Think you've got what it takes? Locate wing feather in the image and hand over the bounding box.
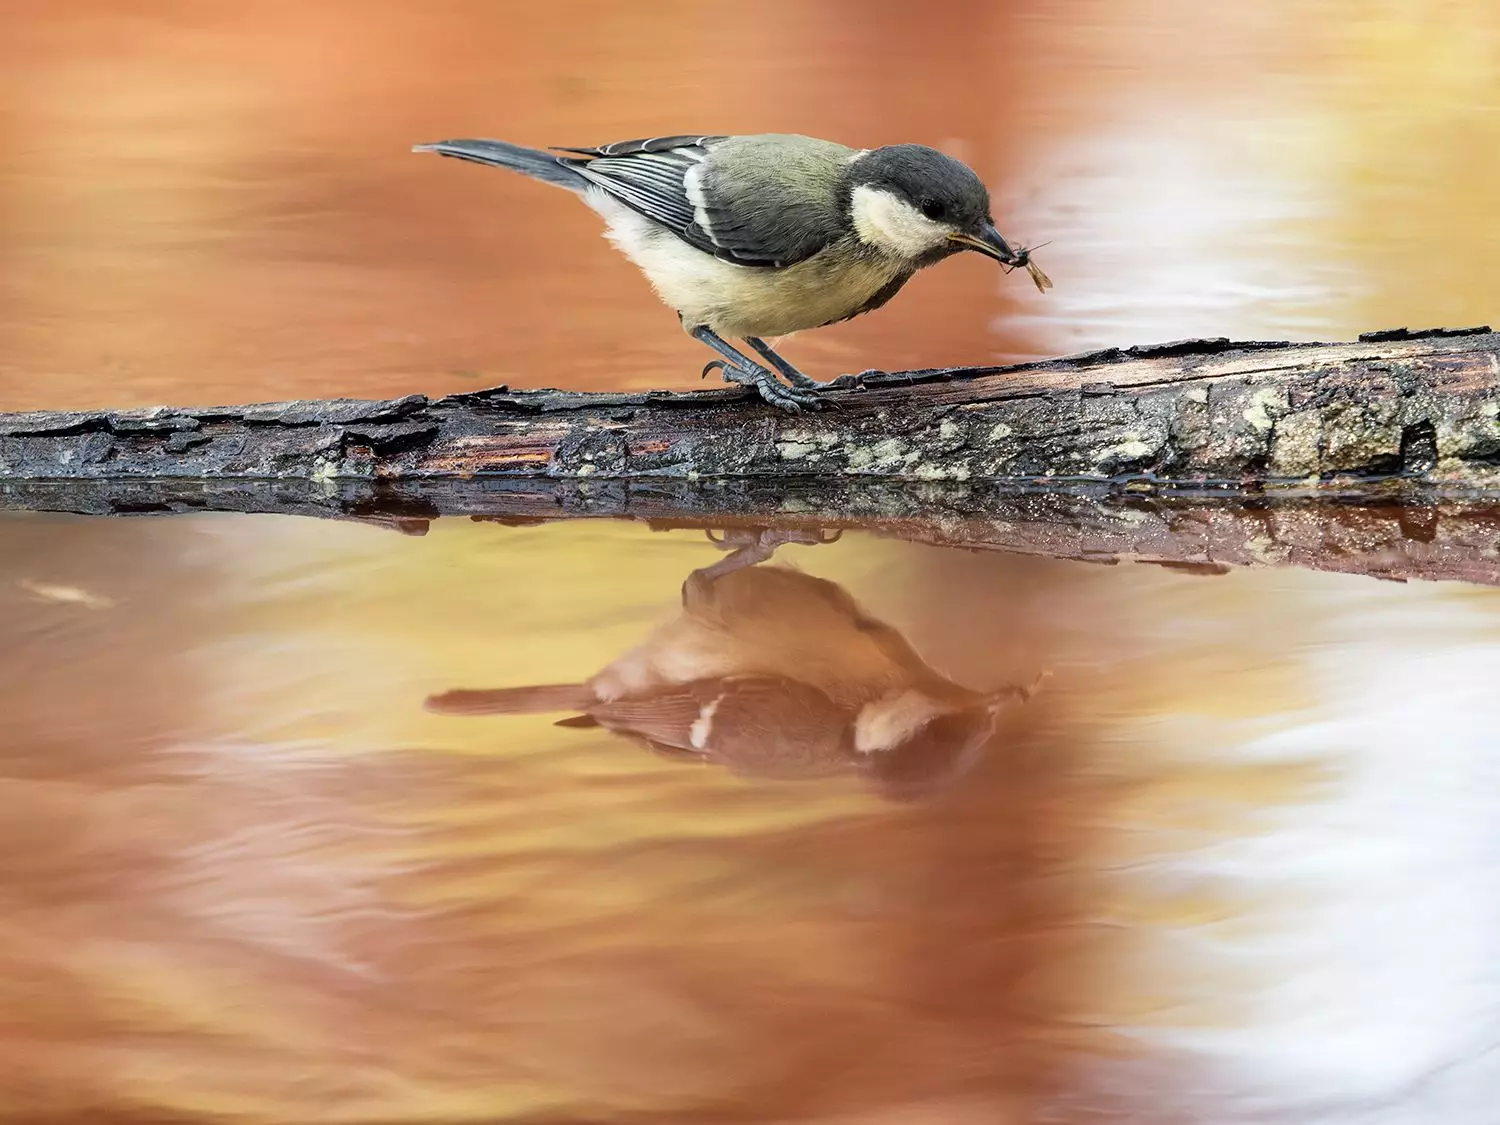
[556,133,855,268]
[554,135,725,157]
[584,681,721,751]
[586,676,853,779]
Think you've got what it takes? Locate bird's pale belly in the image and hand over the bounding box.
[592,193,910,338]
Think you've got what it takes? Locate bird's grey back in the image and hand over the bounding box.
[692,134,861,266]
[416,131,865,269]
[575,132,862,267]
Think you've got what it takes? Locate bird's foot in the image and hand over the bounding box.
[701,359,824,413]
[703,527,842,553]
[778,369,864,393]
[742,336,862,396]
[690,527,841,583]
[994,669,1053,705]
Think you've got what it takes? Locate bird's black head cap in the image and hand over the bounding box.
[848,144,993,231]
[855,706,998,801]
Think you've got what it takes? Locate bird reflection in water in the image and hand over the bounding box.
[427,528,1045,796]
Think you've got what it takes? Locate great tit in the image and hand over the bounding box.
[413,133,1045,412]
[425,531,1044,798]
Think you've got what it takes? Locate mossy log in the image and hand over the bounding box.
[3,326,1500,490]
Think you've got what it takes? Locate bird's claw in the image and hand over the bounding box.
[785,370,864,393]
[708,360,825,413]
[1004,669,1054,703]
[701,527,842,554]
[750,368,823,414]
[822,372,865,391]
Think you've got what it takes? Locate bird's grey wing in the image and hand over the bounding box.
[686,135,855,267]
[694,676,853,779]
[570,147,711,246]
[553,135,727,158]
[586,675,851,778]
[561,133,854,268]
[584,681,724,752]
[561,138,721,255]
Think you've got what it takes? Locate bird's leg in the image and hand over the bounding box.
[989,669,1054,705]
[692,542,777,583]
[686,528,842,592]
[744,337,862,392]
[690,326,821,413]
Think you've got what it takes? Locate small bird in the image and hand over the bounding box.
[413,133,1046,412]
[426,531,1044,797]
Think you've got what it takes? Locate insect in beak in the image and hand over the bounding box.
[1007,241,1054,292]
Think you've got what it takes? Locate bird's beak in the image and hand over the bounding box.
[985,669,1052,712]
[948,221,1019,265]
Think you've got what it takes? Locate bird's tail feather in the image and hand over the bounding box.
[412,139,586,191]
[424,683,595,716]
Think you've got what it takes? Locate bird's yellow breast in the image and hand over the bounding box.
[588,189,909,338]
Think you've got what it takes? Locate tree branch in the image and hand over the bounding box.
[5,327,1500,586]
[1,326,1498,489]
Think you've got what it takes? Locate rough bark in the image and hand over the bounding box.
[2,326,1500,490]
[5,326,1500,586]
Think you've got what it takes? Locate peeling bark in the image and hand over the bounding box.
[2,326,1499,490]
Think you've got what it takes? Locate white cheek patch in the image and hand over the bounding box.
[850,185,952,258]
[853,690,945,754]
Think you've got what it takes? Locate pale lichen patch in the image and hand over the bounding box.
[1245,533,1291,566]
[1321,402,1401,470]
[843,436,918,474]
[1242,387,1288,434]
[913,462,971,481]
[1092,437,1156,472]
[1436,400,1500,459]
[1269,410,1322,477]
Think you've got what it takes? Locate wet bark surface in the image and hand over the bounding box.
[6,327,1500,587]
[4,475,1499,589]
[2,327,1499,490]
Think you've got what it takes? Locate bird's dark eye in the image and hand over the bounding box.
[919,198,946,221]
